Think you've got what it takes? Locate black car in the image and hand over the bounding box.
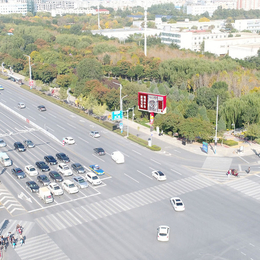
[49,171,63,182]
[37,175,51,186]
[38,105,46,111]
[24,140,35,148]
[26,181,39,193]
[12,168,26,179]
[93,147,106,156]
[56,153,70,163]
[44,155,57,165]
[71,163,85,174]
[36,161,50,172]
[14,142,26,152]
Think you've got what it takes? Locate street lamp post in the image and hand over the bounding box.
[232,123,235,133]
[126,107,134,137]
[24,54,32,88]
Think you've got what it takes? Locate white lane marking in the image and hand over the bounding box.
[46,126,54,132]
[79,120,85,122]
[29,116,36,120]
[78,137,89,143]
[67,123,76,129]
[124,173,139,183]
[249,243,255,247]
[137,170,153,180]
[39,114,46,119]
[49,114,56,118]
[132,150,141,155]
[174,150,181,153]
[10,98,15,101]
[56,124,66,130]
[1,99,6,103]
[150,158,161,165]
[238,156,249,163]
[241,252,246,256]
[171,169,182,175]
[149,167,156,171]
[92,154,105,162]
[256,175,260,178]
[238,164,242,171]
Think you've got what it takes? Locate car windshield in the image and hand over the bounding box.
[94,165,100,169]
[17,169,22,173]
[159,233,167,236]
[69,184,75,188]
[27,141,33,144]
[176,202,183,206]
[54,186,60,190]
[42,176,48,181]
[76,165,82,169]
[158,171,164,176]
[30,168,36,171]
[78,179,85,183]
[63,166,69,170]
[31,183,37,188]
[93,176,98,180]
[53,173,60,177]
[0,140,4,143]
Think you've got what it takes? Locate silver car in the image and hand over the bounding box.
[18,102,26,109]
[0,139,6,147]
[72,176,88,189]
[24,140,35,148]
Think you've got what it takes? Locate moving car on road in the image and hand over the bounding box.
[170,197,185,212]
[71,163,85,174]
[62,180,79,194]
[90,131,100,138]
[152,170,167,181]
[157,226,170,242]
[12,168,26,179]
[36,161,50,172]
[49,171,63,182]
[24,165,38,176]
[85,172,102,186]
[89,165,105,176]
[64,137,75,145]
[93,147,105,156]
[56,153,70,163]
[44,155,57,165]
[0,139,6,147]
[26,181,39,193]
[111,151,125,164]
[24,140,35,148]
[18,102,26,109]
[14,142,26,152]
[38,105,46,111]
[48,183,63,196]
[37,175,51,186]
[57,163,73,176]
[0,85,3,90]
[73,176,88,189]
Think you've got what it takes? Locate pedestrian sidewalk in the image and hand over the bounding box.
[123,118,260,158]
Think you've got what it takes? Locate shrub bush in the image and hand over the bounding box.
[223,139,238,146]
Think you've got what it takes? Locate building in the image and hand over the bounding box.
[234,19,260,33]
[0,0,36,15]
[161,30,229,51]
[51,8,95,17]
[237,0,260,10]
[204,33,260,59]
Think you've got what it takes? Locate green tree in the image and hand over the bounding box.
[184,103,199,118]
[93,103,107,116]
[77,58,103,81]
[103,54,111,65]
[245,124,260,140]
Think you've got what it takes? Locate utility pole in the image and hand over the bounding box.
[144,0,147,56]
[214,95,219,154]
[98,2,101,30]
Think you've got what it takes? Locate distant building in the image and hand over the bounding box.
[234,19,260,33]
[237,0,260,10]
[0,0,36,15]
[51,8,95,17]
[95,9,109,14]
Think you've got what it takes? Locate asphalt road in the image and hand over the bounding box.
[0,79,260,260]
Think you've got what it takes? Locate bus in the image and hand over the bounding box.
[7,74,23,85]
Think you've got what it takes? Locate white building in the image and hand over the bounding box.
[51,8,96,16]
[234,19,260,33]
[0,0,33,15]
[204,33,260,59]
[161,30,229,51]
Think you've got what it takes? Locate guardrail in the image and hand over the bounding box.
[0,102,62,144]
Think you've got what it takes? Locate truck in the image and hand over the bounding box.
[0,152,12,167]
[39,187,54,204]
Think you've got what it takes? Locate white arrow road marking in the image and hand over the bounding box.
[18,192,32,203]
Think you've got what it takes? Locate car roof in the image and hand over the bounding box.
[27,181,36,184]
[73,163,81,166]
[171,197,181,201]
[74,176,83,180]
[59,163,67,166]
[64,179,73,184]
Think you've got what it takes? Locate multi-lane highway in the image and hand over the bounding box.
[1,79,260,260]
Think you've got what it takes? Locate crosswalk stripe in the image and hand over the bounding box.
[64,210,82,225]
[81,205,98,220]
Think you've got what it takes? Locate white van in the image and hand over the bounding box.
[39,187,54,204]
[111,151,125,164]
[0,152,12,167]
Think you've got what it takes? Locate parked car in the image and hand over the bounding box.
[73,176,88,189]
[62,180,79,194]
[56,153,70,163]
[24,165,38,176]
[36,161,50,172]
[93,147,105,156]
[48,183,63,196]
[71,163,85,174]
[14,142,26,152]
[26,181,39,193]
[89,165,105,176]
[49,171,63,182]
[85,172,102,186]
[90,131,100,138]
[37,175,51,186]
[44,155,57,165]
[38,105,46,111]
[23,140,35,148]
[12,168,26,179]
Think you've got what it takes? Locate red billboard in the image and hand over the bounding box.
[138,92,167,114]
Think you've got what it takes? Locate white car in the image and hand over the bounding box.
[48,183,63,196]
[62,180,79,194]
[24,165,38,176]
[90,131,100,138]
[64,137,75,145]
[111,151,125,164]
[152,170,166,181]
[157,226,170,242]
[170,197,185,212]
[18,102,26,109]
[0,139,7,147]
[85,171,102,186]
[57,163,73,176]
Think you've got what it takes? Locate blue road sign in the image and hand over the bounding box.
[112,110,123,120]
